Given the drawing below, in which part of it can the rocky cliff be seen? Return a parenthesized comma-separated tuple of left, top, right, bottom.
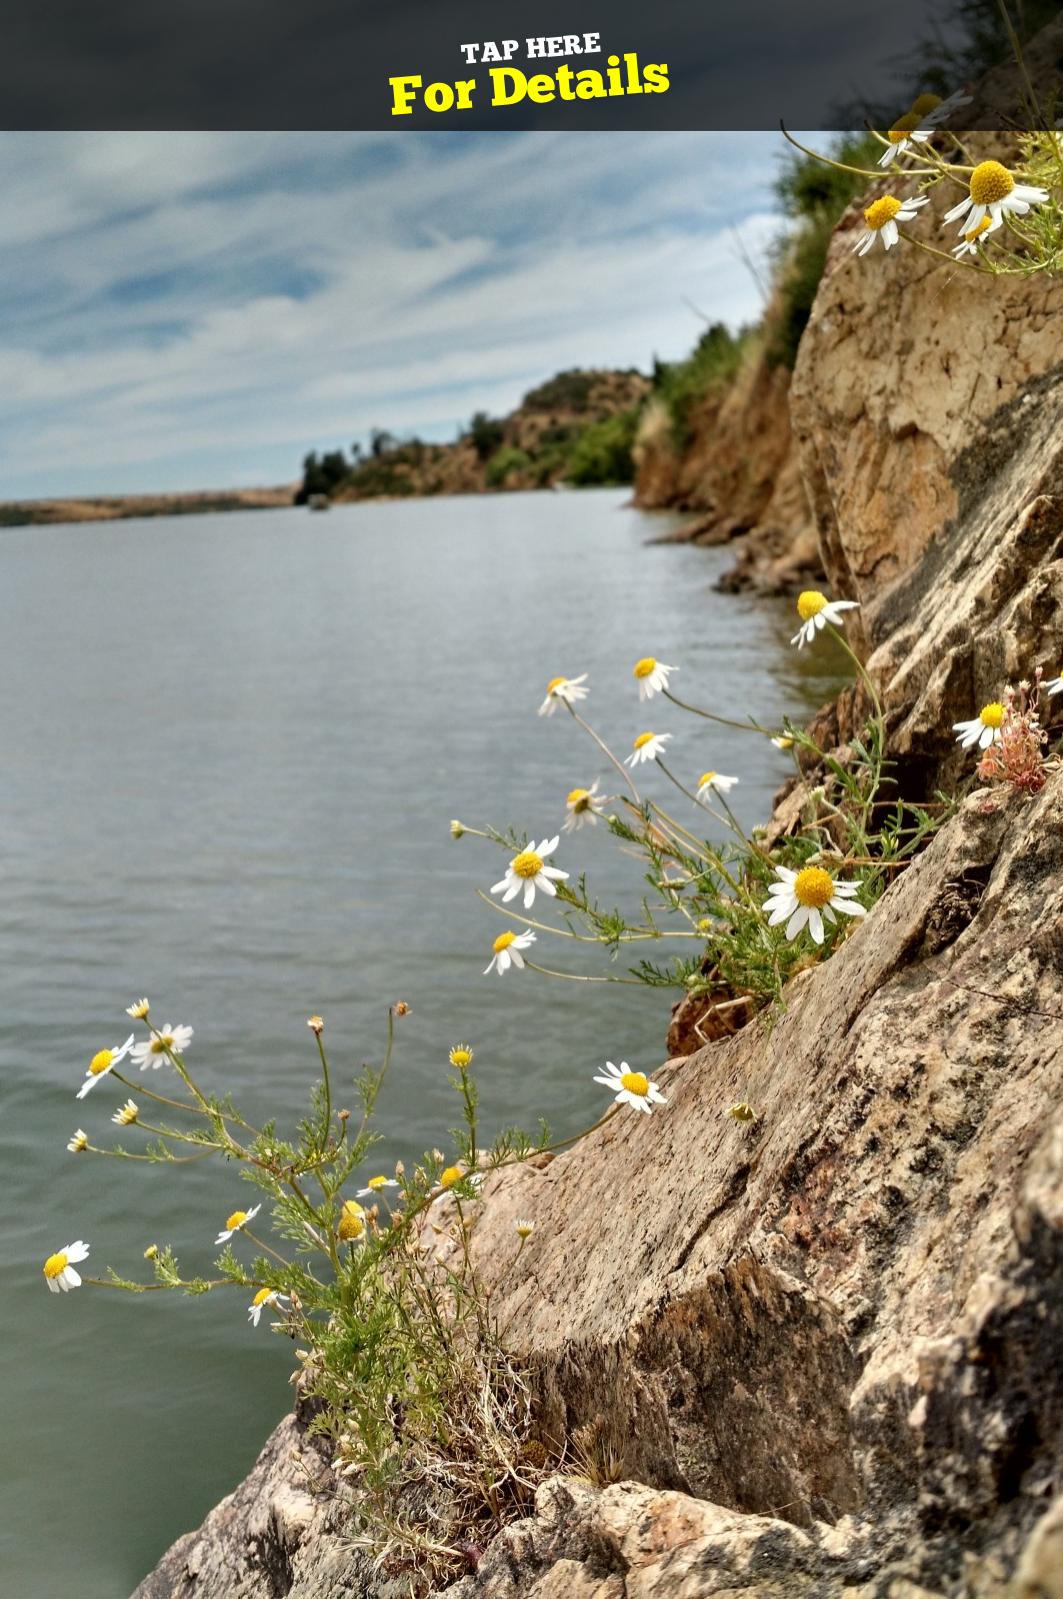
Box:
(632, 294, 822, 596)
(134, 156, 1063, 1599)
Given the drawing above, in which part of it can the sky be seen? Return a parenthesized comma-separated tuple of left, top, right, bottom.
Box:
(0, 132, 789, 499)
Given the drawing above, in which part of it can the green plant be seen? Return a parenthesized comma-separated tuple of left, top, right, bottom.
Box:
(485, 445, 533, 488)
(651, 323, 752, 447)
(565, 408, 640, 485)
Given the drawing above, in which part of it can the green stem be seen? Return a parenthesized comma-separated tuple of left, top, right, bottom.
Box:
(524, 960, 643, 985)
(563, 701, 641, 803)
(662, 687, 774, 735)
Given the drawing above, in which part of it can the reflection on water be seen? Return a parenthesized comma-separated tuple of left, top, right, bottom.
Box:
(0, 490, 845, 1597)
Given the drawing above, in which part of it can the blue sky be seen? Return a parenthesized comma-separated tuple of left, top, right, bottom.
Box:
(0, 132, 789, 498)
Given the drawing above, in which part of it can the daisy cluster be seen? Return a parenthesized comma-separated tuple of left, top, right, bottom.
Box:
(821, 93, 1059, 266)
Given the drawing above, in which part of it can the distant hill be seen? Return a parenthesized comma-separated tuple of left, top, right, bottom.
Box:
(296, 367, 651, 504)
(0, 486, 296, 529)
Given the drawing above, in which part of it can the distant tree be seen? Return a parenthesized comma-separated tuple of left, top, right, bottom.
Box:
(294, 447, 350, 504)
(468, 411, 505, 462)
(370, 429, 396, 459)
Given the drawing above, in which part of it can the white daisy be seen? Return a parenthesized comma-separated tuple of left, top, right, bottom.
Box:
(483, 927, 536, 975)
(76, 1033, 135, 1099)
(215, 1203, 262, 1245)
(491, 837, 568, 909)
(538, 674, 589, 717)
(625, 731, 672, 767)
(696, 770, 739, 800)
(878, 113, 934, 166)
(791, 590, 860, 649)
(762, 864, 867, 945)
(1045, 674, 1063, 698)
(953, 701, 1006, 750)
(851, 193, 928, 256)
(632, 657, 677, 701)
(338, 1207, 367, 1243)
(515, 1219, 535, 1239)
(593, 1060, 667, 1114)
(131, 1023, 194, 1071)
(944, 160, 1048, 235)
(126, 998, 150, 1019)
(563, 780, 607, 832)
(771, 735, 795, 750)
(952, 215, 995, 258)
(248, 1287, 290, 1327)
(111, 1099, 139, 1126)
(355, 1175, 400, 1198)
(43, 1240, 90, 1294)
(438, 1165, 484, 1195)
(913, 89, 973, 126)
(67, 1129, 88, 1153)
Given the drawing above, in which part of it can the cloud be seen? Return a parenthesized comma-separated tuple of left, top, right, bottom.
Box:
(0, 132, 786, 496)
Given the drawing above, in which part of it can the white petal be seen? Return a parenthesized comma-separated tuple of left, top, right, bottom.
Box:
(785, 906, 809, 940)
(808, 908, 825, 945)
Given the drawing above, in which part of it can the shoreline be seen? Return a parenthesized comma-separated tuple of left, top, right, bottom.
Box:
(0, 485, 296, 529)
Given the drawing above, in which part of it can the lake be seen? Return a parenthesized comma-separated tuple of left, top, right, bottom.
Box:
(0, 489, 845, 1596)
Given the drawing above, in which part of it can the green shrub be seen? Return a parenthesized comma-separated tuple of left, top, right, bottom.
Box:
(565, 409, 640, 485)
(485, 446, 533, 488)
(651, 324, 752, 448)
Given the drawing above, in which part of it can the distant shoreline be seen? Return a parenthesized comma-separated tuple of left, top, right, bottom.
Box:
(0, 485, 296, 529)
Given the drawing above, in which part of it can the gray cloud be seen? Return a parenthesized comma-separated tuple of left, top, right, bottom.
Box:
(0, 132, 784, 496)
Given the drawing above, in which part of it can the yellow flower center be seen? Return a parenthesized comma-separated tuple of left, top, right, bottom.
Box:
(910, 93, 941, 116)
(633, 732, 656, 750)
(619, 1070, 649, 1096)
(252, 1287, 273, 1306)
(511, 849, 543, 879)
(89, 1049, 113, 1076)
(964, 216, 993, 242)
(545, 676, 567, 694)
(516, 1221, 535, 1239)
(342, 1199, 364, 1216)
(793, 867, 835, 909)
(796, 589, 828, 620)
(366, 1175, 390, 1190)
(225, 1211, 248, 1232)
(149, 1034, 173, 1055)
(633, 657, 657, 678)
(338, 1212, 365, 1240)
(698, 771, 717, 787)
(43, 1251, 68, 1279)
(775, 736, 794, 749)
(980, 702, 1005, 729)
(449, 1045, 474, 1068)
(863, 196, 903, 231)
(567, 787, 591, 809)
(969, 160, 1014, 206)
(440, 1165, 463, 1189)
(887, 112, 922, 141)
(493, 931, 516, 953)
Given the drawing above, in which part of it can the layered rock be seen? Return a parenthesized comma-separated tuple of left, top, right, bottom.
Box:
(632, 300, 821, 595)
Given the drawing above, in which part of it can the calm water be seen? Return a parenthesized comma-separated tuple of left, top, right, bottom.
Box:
(0, 490, 845, 1596)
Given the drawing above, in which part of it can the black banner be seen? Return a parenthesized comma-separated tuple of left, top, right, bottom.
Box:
(2, 0, 1058, 130)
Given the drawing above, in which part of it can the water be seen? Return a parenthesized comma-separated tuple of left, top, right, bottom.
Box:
(0, 490, 845, 1596)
